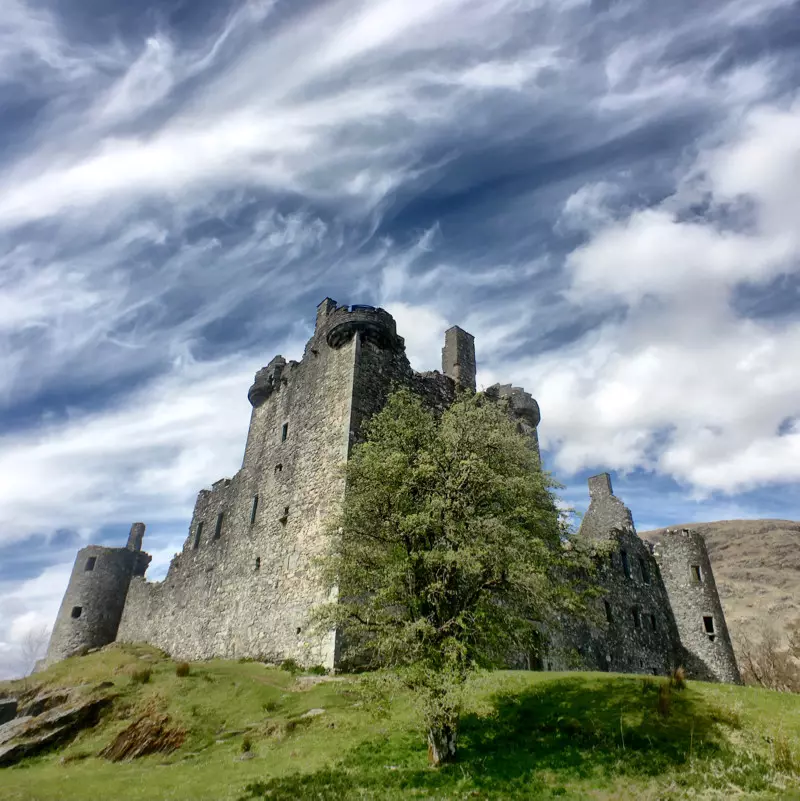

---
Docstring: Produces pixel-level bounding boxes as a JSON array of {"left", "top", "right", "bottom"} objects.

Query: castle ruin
[{"left": 44, "top": 299, "right": 741, "bottom": 684}]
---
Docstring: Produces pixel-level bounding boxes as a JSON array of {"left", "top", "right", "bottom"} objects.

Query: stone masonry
[{"left": 44, "top": 300, "right": 740, "bottom": 683}]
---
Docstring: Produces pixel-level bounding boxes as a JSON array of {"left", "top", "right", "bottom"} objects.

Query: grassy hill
[
  {"left": 1, "top": 644, "right": 800, "bottom": 801},
  {"left": 641, "top": 520, "right": 800, "bottom": 652}
]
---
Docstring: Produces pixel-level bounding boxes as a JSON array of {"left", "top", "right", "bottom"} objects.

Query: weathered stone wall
[
  {"left": 45, "top": 544, "right": 138, "bottom": 666},
  {"left": 647, "top": 528, "right": 742, "bottom": 683},
  {"left": 545, "top": 526, "right": 681, "bottom": 677},
  {"left": 117, "top": 300, "right": 426, "bottom": 668}
]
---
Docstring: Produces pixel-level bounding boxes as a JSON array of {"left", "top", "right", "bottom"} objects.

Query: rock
[
  {"left": 300, "top": 708, "right": 325, "bottom": 718},
  {"left": 19, "top": 690, "right": 69, "bottom": 718},
  {"left": 0, "top": 700, "right": 17, "bottom": 726},
  {"left": 0, "top": 695, "right": 114, "bottom": 767}
]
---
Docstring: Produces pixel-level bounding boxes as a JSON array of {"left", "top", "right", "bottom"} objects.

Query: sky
[{"left": 1, "top": 0, "right": 799, "bottom": 678}]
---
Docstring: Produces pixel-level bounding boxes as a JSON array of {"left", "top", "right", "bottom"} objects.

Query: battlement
[
  {"left": 315, "top": 298, "right": 403, "bottom": 350},
  {"left": 486, "top": 384, "right": 541, "bottom": 427},
  {"left": 248, "top": 356, "right": 287, "bottom": 408}
]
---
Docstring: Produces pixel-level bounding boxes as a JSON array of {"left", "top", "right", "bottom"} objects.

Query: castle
[{"left": 44, "top": 299, "right": 741, "bottom": 684}]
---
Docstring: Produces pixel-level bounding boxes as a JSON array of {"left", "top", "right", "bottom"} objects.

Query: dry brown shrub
[
  {"left": 657, "top": 681, "right": 672, "bottom": 718},
  {"left": 175, "top": 662, "right": 190, "bottom": 678},
  {"left": 99, "top": 704, "right": 185, "bottom": 761},
  {"left": 670, "top": 666, "right": 686, "bottom": 691},
  {"left": 740, "top": 624, "right": 800, "bottom": 693}
]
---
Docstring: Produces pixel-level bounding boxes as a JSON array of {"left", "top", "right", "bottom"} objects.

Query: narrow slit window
[
  {"left": 638, "top": 557, "right": 650, "bottom": 584},
  {"left": 281, "top": 422, "right": 288, "bottom": 442},
  {"left": 691, "top": 565, "right": 703, "bottom": 583},
  {"left": 275, "top": 464, "right": 282, "bottom": 474},
  {"left": 703, "top": 616, "right": 716, "bottom": 641},
  {"left": 71, "top": 606, "right": 82, "bottom": 619},
  {"left": 85, "top": 556, "right": 97, "bottom": 572},
  {"left": 621, "top": 550, "right": 631, "bottom": 579},
  {"left": 193, "top": 522, "right": 204, "bottom": 549},
  {"left": 632, "top": 607, "right": 641, "bottom": 629},
  {"left": 280, "top": 506, "right": 289, "bottom": 524},
  {"left": 250, "top": 495, "right": 259, "bottom": 525},
  {"left": 255, "top": 557, "right": 261, "bottom": 572},
  {"left": 609, "top": 552, "right": 615, "bottom": 570},
  {"left": 604, "top": 600, "right": 613, "bottom": 623},
  {"left": 214, "top": 513, "right": 224, "bottom": 540},
  {"left": 650, "top": 613, "right": 657, "bottom": 631}
]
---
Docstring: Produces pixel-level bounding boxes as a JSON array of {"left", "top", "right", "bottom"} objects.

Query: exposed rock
[
  {"left": 0, "top": 695, "right": 113, "bottom": 766},
  {"left": 0, "top": 700, "right": 17, "bottom": 726},
  {"left": 19, "top": 690, "right": 69, "bottom": 718},
  {"left": 300, "top": 708, "right": 325, "bottom": 718}
]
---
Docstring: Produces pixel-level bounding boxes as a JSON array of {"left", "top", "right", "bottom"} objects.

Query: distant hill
[{"left": 641, "top": 520, "right": 800, "bottom": 653}]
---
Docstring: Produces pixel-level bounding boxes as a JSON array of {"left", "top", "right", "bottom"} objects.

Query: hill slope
[
  {"left": 1, "top": 645, "right": 800, "bottom": 800},
  {"left": 641, "top": 520, "right": 800, "bottom": 652}
]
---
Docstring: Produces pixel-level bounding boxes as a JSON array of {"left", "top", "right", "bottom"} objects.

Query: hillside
[
  {"left": 1, "top": 645, "right": 800, "bottom": 800},
  {"left": 641, "top": 520, "right": 800, "bottom": 652}
]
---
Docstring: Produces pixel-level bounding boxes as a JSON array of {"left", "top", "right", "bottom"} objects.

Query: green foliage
[
  {"left": 241, "top": 735, "right": 252, "bottom": 754},
  {"left": 280, "top": 659, "right": 302, "bottom": 674},
  {"left": 312, "top": 389, "right": 592, "bottom": 759},
  {"left": 2, "top": 646, "right": 799, "bottom": 801},
  {"left": 306, "top": 664, "right": 328, "bottom": 676}
]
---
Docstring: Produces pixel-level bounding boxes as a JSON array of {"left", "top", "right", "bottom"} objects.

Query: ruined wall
[
  {"left": 647, "top": 529, "right": 742, "bottom": 684},
  {"left": 45, "top": 544, "right": 138, "bottom": 666},
  {"left": 546, "top": 526, "right": 681, "bottom": 677}
]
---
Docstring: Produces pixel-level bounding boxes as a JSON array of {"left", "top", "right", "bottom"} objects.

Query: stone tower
[
  {"left": 647, "top": 528, "right": 741, "bottom": 684},
  {"left": 43, "top": 524, "right": 151, "bottom": 666},
  {"left": 113, "top": 300, "right": 509, "bottom": 668}
]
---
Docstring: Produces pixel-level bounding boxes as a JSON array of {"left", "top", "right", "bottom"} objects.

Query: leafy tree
[{"left": 314, "top": 388, "right": 590, "bottom": 764}]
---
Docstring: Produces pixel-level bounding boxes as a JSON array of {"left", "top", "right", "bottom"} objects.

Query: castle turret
[
  {"left": 648, "top": 528, "right": 742, "bottom": 684},
  {"left": 578, "top": 473, "right": 635, "bottom": 540},
  {"left": 442, "top": 326, "right": 476, "bottom": 393},
  {"left": 43, "top": 524, "right": 150, "bottom": 667}
]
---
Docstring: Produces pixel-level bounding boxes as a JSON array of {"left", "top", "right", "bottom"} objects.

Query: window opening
[
  {"left": 275, "top": 464, "right": 282, "bottom": 474},
  {"left": 214, "top": 513, "right": 223, "bottom": 539},
  {"left": 621, "top": 550, "right": 631, "bottom": 579},
  {"left": 703, "top": 616, "right": 716, "bottom": 641},
  {"left": 638, "top": 556, "right": 650, "bottom": 583},
  {"left": 85, "top": 556, "right": 97, "bottom": 572},
  {"left": 281, "top": 423, "right": 288, "bottom": 442},
  {"left": 691, "top": 565, "right": 702, "bottom": 583},
  {"left": 71, "top": 606, "right": 82, "bottom": 619},
  {"left": 604, "top": 600, "right": 613, "bottom": 623},
  {"left": 193, "top": 522, "right": 204, "bottom": 549},
  {"left": 632, "top": 607, "right": 641, "bottom": 629},
  {"left": 255, "top": 557, "right": 261, "bottom": 571},
  {"left": 250, "top": 495, "right": 259, "bottom": 525},
  {"left": 609, "top": 552, "right": 615, "bottom": 569},
  {"left": 296, "top": 627, "right": 302, "bottom": 635},
  {"left": 280, "top": 506, "right": 289, "bottom": 524},
  {"left": 650, "top": 613, "right": 657, "bottom": 631}
]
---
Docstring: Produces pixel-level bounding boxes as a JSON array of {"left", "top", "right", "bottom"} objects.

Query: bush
[
  {"left": 175, "top": 662, "right": 190, "bottom": 678},
  {"left": 306, "top": 665, "right": 328, "bottom": 676},
  {"left": 241, "top": 735, "right": 252, "bottom": 754},
  {"left": 657, "top": 681, "right": 672, "bottom": 718},
  {"left": 130, "top": 667, "right": 152, "bottom": 685},
  {"left": 670, "top": 666, "right": 686, "bottom": 691},
  {"left": 280, "top": 659, "right": 302, "bottom": 674},
  {"left": 262, "top": 699, "right": 279, "bottom": 714}
]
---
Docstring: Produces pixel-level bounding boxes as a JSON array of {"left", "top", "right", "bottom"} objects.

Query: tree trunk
[{"left": 427, "top": 724, "right": 458, "bottom": 765}]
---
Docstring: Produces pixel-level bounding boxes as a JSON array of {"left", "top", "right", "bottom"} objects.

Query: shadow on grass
[{"left": 240, "top": 676, "right": 768, "bottom": 800}]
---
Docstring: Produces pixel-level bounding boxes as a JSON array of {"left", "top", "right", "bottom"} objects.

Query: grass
[{"left": 1, "top": 644, "right": 799, "bottom": 801}]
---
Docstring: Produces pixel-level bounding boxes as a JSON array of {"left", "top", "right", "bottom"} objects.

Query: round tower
[
  {"left": 44, "top": 537, "right": 141, "bottom": 666},
  {"left": 649, "top": 528, "right": 741, "bottom": 684}
]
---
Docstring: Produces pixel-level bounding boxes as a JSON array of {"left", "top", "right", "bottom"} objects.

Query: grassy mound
[{"left": 1, "top": 644, "right": 799, "bottom": 800}]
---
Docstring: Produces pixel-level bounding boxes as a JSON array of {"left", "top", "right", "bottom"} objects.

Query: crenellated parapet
[
  {"left": 248, "top": 356, "right": 287, "bottom": 409},
  {"left": 486, "top": 384, "right": 541, "bottom": 427},
  {"left": 315, "top": 299, "right": 404, "bottom": 350}
]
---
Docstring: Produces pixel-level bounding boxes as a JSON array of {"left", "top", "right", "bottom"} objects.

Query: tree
[
  {"left": 313, "top": 388, "right": 590, "bottom": 765},
  {"left": 739, "top": 619, "right": 800, "bottom": 693},
  {"left": 17, "top": 625, "right": 50, "bottom": 679}
]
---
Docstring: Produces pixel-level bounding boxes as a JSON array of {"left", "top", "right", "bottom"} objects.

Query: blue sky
[{"left": 1, "top": 0, "right": 799, "bottom": 678}]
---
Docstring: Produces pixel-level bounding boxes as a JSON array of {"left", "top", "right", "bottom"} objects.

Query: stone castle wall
[{"left": 49, "top": 299, "right": 740, "bottom": 684}]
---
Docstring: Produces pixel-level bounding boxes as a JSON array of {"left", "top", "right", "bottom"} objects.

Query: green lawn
[{"left": 1, "top": 644, "right": 799, "bottom": 800}]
